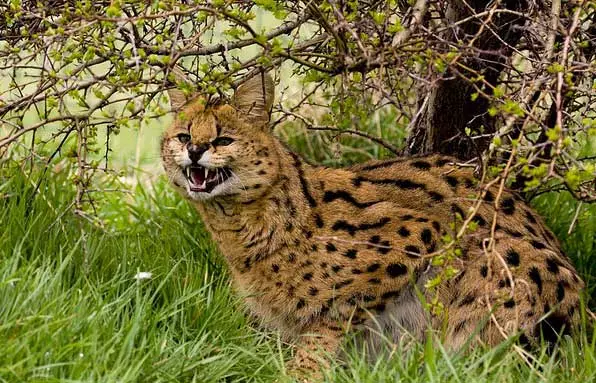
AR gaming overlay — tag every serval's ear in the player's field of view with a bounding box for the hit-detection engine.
[166,67,193,110]
[232,72,274,125]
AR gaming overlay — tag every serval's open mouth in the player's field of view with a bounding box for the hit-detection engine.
[184,165,231,193]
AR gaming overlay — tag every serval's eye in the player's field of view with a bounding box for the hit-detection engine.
[212,136,235,146]
[177,133,191,144]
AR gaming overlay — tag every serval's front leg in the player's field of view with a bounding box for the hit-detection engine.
[287,319,345,382]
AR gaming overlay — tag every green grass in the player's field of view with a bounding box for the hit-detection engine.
[1,164,596,382]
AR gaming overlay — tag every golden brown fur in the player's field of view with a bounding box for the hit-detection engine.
[160,73,584,378]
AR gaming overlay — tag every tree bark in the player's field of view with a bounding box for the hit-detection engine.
[406,0,531,160]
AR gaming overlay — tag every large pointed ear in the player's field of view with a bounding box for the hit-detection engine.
[166,67,193,110]
[232,72,274,124]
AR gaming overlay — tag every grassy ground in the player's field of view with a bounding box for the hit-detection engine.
[1,158,595,382]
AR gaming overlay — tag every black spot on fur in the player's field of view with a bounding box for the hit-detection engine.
[332,265,343,273]
[404,245,421,258]
[428,191,444,202]
[504,298,516,308]
[421,228,433,245]
[480,265,488,278]
[464,178,475,188]
[272,264,280,273]
[351,269,362,275]
[288,253,296,263]
[377,240,391,255]
[371,303,386,312]
[344,249,357,259]
[531,240,546,249]
[416,217,429,222]
[525,224,537,236]
[506,249,520,267]
[426,241,437,253]
[290,152,318,208]
[303,273,313,281]
[451,204,465,219]
[453,269,466,284]
[309,287,319,296]
[483,190,494,202]
[546,258,560,274]
[432,221,441,232]
[444,176,458,188]
[501,226,523,238]
[334,279,354,289]
[297,299,306,309]
[458,294,476,307]
[472,214,487,226]
[398,226,411,237]
[386,263,408,277]
[528,267,543,294]
[368,278,381,284]
[326,243,337,252]
[411,160,432,170]
[500,197,516,215]
[323,190,380,208]
[556,281,566,302]
[346,296,358,306]
[401,214,414,221]
[367,263,381,272]
[525,211,537,224]
[315,214,324,228]
[381,290,400,299]
[454,320,467,333]
[363,294,376,302]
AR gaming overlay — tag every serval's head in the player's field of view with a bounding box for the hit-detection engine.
[161,72,280,202]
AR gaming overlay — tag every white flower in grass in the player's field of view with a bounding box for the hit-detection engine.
[134,271,153,280]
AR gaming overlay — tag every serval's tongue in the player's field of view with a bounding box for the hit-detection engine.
[190,167,205,185]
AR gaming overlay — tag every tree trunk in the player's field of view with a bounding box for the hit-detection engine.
[406,0,530,160]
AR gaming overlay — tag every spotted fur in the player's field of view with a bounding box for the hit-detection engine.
[161,73,584,378]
